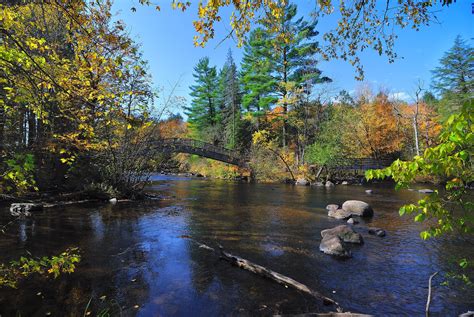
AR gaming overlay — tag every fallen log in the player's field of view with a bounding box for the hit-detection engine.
[182,237,342,311]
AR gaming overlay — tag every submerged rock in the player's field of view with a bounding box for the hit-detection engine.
[368,227,386,237]
[328,209,352,220]
[10,203,43,217]
[325,181,335,187]
[342,200,374,217]
[295,178,310,186]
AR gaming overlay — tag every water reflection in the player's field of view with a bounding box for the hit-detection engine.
[0,176,473,316]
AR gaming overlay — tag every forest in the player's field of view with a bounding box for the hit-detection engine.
[1,1,471,194]
[0,0,473,315]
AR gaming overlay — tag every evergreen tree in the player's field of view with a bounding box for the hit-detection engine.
[185,57,219,142]
[240,28,278,129]
[268,3,330,146]
[218,49,242,149]
[431,36,473,118]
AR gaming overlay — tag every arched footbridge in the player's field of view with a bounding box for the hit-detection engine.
[155,138,393,170]
[157,138,247,167]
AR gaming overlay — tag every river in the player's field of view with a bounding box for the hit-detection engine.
[0,175,473,316]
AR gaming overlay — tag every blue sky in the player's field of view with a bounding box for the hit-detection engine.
[112,1,472,114]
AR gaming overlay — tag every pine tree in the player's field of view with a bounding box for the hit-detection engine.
[431,36,473,118]
[268,3,330,147]
[218,49,242,149]
[185,57,219,142]
[240,28,278,129]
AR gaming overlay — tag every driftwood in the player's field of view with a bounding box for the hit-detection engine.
[425,271,438,316]
[184,237,342,311]
[43,199,99,208]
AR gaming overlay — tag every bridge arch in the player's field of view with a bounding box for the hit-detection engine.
[156,138,247,167]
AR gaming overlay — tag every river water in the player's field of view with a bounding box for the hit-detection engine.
[0,175,473,316]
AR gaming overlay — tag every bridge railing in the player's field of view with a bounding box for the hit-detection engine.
[158,138,243,163]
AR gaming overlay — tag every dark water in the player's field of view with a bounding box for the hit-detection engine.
[0,175,473,316]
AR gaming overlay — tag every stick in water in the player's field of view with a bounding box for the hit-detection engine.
[425,271,439,316]
[182,237,342,312]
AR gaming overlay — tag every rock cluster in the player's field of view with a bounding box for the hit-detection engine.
[326,200,374,219]
[319,225,363,257]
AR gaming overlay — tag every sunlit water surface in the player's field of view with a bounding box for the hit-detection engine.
[0,175,473,316]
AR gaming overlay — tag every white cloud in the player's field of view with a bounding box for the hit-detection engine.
[389,91,411,102]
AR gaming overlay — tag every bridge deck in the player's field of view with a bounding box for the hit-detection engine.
[155,138,393,170]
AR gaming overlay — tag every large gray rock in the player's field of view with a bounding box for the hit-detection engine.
[328,209,352,220]
[10,203,43,217]
[321,225,364,244]
[341,181,349,185]
[295,178,310,186]
[319,235,351,258]
[342,200,374,217]
[325,181,335,187]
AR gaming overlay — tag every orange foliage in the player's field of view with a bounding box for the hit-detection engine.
[345,94,403,159]
[158,117,188,139]
[397,102,441,150]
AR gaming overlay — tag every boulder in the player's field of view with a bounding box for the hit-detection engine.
[418,189,434,194]
[325,181,335,187]
[326,204,340,211]
[328,209,352,220]
[109,198,118,204]
[319,235,351,258]
[342,200,374,217]
[10,203,43,217]
[321,225,363,244]
[347,218,359,225]
[368,227,386,237]
[295,178,310,186]
[341,181,349,185]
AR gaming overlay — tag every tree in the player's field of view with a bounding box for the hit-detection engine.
[366,101,473,281]
[240,28,277,130]
[431,36,473,118]
[0,1,157,197]
[217,50,242,149]
[367,41,473,282]
[344,92,403,159]
[268,3,330,147]
[185,57,219,142]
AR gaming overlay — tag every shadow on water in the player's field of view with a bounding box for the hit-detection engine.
[0,175,473,316]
